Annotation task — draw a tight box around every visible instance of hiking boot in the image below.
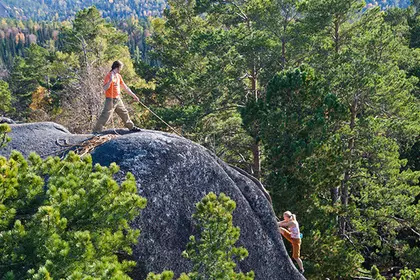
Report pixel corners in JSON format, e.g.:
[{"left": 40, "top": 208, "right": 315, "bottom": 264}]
[{"left": 130, "top": 126, "right": 142, "bottom": 132}]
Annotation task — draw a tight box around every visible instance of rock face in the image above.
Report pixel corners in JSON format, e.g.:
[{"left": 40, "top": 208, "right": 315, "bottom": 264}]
[
  {"left": 0, "top": 122, "right": 305, "bottom": 280},
  {"left": 0, "top": 117, "right": 15, "bottom": 124}
]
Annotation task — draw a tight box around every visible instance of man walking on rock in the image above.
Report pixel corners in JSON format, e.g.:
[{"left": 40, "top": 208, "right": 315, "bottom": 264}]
[{"left": 93, "top": 60, "right": 142, "bottom": 133}]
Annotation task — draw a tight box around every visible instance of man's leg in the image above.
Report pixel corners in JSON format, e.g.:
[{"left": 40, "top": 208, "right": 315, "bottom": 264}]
[
  {"left": 93, "top": 98, "right": 115, "bottom": 133},
  {"left": 114, "top": 98, "right": 135, "bottom": 130}
]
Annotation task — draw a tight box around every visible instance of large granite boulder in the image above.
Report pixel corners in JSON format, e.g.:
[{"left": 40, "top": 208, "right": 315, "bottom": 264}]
[{"left": 0, "top": 122, "right": 305, "bottom": 280}]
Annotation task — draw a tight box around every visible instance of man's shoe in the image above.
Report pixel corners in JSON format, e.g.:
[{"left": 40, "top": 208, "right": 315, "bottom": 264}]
[{"left": 130, "top": 126, "right": 142, "bottom": 132}]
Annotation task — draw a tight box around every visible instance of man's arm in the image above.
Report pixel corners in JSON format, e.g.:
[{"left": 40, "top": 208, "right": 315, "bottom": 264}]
[
  {"left": 122, "top": 81, "right": 140, "bottom": 102},
  {"left": 103, "top": 72, "right": 114, "bottom": 91}
]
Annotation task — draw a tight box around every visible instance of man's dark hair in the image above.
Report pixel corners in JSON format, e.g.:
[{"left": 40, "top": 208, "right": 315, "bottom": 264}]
[{"left": 111, "top": 60, "right": 124, "bottom": 71}]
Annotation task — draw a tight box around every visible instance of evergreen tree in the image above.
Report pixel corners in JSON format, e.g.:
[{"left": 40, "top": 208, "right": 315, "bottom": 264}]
[
  {"left": 9, "top": 44, "right": 51, "bottom": 118},
  {"left": 243, "top": 67, "right": 363, "bottom": 278},
  {"left": 147, "top": 192, "right": 254, "bottom": 280},
  {"left": 0, "top": 151, "right": 147, "bottom": 279},
  {"left": 0, "top": 123, "right": 11, "bottom": 147},
  {"left": 244, "top": 6, "right": 420, "bottom": 276},
  {"left": 55, "top": 6, "right": 139, "bottom": 133},
  {"left": 183, "top": 192, "right": 253, "bottom": 280},
  {"left": 0, "top": 80, "right": 12, "bottom": 115}
]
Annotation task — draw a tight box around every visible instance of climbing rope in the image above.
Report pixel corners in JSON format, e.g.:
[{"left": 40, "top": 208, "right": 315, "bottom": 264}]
[
  {"left": 51, "top": 97, "right": 274, "bottom": 205},
  {"left": 53, "top": 134, "right": 118, "bottom": 158},
  {"left": 136, "top": 99, "right": 182, "bottom": 137}
]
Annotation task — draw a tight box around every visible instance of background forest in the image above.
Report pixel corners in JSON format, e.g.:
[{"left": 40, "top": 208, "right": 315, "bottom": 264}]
[{"left": 0, "top": 0, "right": 419, "bottom": 279}]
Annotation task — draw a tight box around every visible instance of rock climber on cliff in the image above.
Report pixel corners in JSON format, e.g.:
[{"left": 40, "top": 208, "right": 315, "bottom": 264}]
[
  {"left": 278, "top": 211, "right": 304, "bottom": 274},
  {"left": 93, "top": 60, "right": 142, "bottom": 133}
]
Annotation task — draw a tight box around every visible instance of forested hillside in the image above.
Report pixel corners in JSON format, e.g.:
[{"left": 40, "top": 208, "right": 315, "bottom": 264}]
[
  {"left": 0, "top": 0, "right": 419, "bottom": 279},
  {"left": 0, "top": 17, "right": 150, "bottom": 69},
  {"left": 0, "top": 0, "right": 165, "bottom": 20},
  {"left": 0, "top": 0, "right": 412, "bottom": 22},
  {"left": 0, "top": 0, "right": 411, "bottom": 69}
]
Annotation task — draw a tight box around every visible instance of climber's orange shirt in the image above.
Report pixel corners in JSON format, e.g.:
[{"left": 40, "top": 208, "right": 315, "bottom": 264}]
[{"left": 104, "top": 72, "right": 125, "bottom": 98}]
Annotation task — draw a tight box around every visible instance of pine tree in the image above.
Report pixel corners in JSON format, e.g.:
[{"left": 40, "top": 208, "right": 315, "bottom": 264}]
[
  {"left": 9, "top": 44, "right": 51, "bottom": 117},
  {"left": 0, "top": 151, "right": 147, "bottom": 279},
  {"left": 0, "top": 123, "right": 11, "bottom": 147},
  {"left": 244, "top": 6, "right": 420, "bottom": 277},
  {"left": 0, "top": 80, "right": 12, "bottom": 115},
  {"left": 147, "top": 192, "right": 254, "bottom": 280}
]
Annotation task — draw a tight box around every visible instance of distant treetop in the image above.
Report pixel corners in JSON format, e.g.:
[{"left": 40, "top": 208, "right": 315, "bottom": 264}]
[
  {"left": 365, "top": 0, "right": 411, "bottom": 9},
  {"left": 0, "top": 0, "right": 167, "bottom": 21},
  {"left": 0, "top": 0, "right": 412, "bottom": 21}
]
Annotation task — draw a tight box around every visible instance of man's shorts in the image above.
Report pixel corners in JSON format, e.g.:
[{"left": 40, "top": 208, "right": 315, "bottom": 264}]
[{"left": 280, "top": 228, "right": 301, "bottom": 259}]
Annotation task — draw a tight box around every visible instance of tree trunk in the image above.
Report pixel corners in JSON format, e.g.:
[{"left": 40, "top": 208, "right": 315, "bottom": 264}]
[
  {"left": 250, "top": 55, "right": 261, "bottom": 179},
  {"left": 334, "top": 19, "right": 340, "bottom": 54},
  {"left": 339, "top": 99, "right": 357, "bottom": 235},
  {"left": 281, "top": 38, "right": 286, "bottom": 69},
  {"left": 331, "top": 187, "right": 339, "bottom": 205},
  {"left": 331, "top": 18, "right": 341, "bottom": 205},
  {"left": 246, "top": 17, "right": 261, "bottom": 181}
]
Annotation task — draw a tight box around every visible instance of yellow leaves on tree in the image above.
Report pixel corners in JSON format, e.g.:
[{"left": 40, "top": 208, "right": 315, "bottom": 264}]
[
  {"left": 29, "top": 86, "right": 51, "bottom": 111},
  {"left": 15, "top": 32, "right": 25, "bottom": 44}
]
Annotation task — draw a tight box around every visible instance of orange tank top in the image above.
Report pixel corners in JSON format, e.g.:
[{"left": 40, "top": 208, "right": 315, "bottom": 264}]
[{"left": 104, "top": 72, "right": 124, "bottom": 98}]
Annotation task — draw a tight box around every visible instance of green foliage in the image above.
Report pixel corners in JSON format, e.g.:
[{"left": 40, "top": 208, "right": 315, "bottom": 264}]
[
  {"left": 372, "top": 266, "right": 420, "bottom": 280},
  {"left": 0, "top": 19, "right": 63, "bottom": 68},
  {"left": 0, "top": 80, "right": 12, "bottom": 115},
  {"left": 242, "top": 4, "right": 420, "bottom": 277},
  {"left": 1, "top": 0, "right": 420, "bottom": 278},
  {"left": 1, "top": 0, "right": 166, "bottom": 21},
  {"left": 8, "top": 6, "right": 141, "bottom": 131},
  {"left": 0, "top": 0, "right": 411, "bottom": 25},
  {"left": 395, "top": 268, "right": 420, "bottom": 280},
  {"left": 0, "top": 17, "right": 150, "bottom": 71},
  {"left": 146, "top": 272, "right": 191, "bottom": 280},
  {"left": 147, "top": 1, "right": 420, "bottom": 277},
  {"left": 147, "top": 5, "right": 255, "bottom": 172},
  {"left": 0, "top": 151, "right": 147, "bottom": 279},
  {"left": 371, "top": 265, "right": 386, "bottom": 279},
  {"left": 147, "top": 192, "right": 254, "bottom": 280},
  {"left": 243, "top": 67, "right": 364, "bottom": 278},
  {"left": 312, "top": 6, "right": 420, "bottom": 273},
  {"left": 183, "top": 192, "right": 253, "bottom": 280},
  {"left": 0, "top": 123, "right": 11, "bottom": 147},
  {"left": 9, "top": 44, "right": 59, "bottom": 117},
  {"left": 366, "top": 0, "right": 411, "bottom": 9},
  {"left": 60, "top": 7, "right": 128, "bottom": 65}
]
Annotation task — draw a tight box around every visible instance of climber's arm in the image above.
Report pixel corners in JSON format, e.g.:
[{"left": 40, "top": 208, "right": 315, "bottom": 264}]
[{"left": 278, "top": 220, "right": 292, "bottom": 227}]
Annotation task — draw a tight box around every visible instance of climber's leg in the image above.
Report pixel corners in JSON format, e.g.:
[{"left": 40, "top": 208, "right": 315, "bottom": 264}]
[
  {"left": 292, "top": 238, "right": 304, "bottom": 272},
  {"left": 279, "top": 227, "right": 293, "bottom": 243}
]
